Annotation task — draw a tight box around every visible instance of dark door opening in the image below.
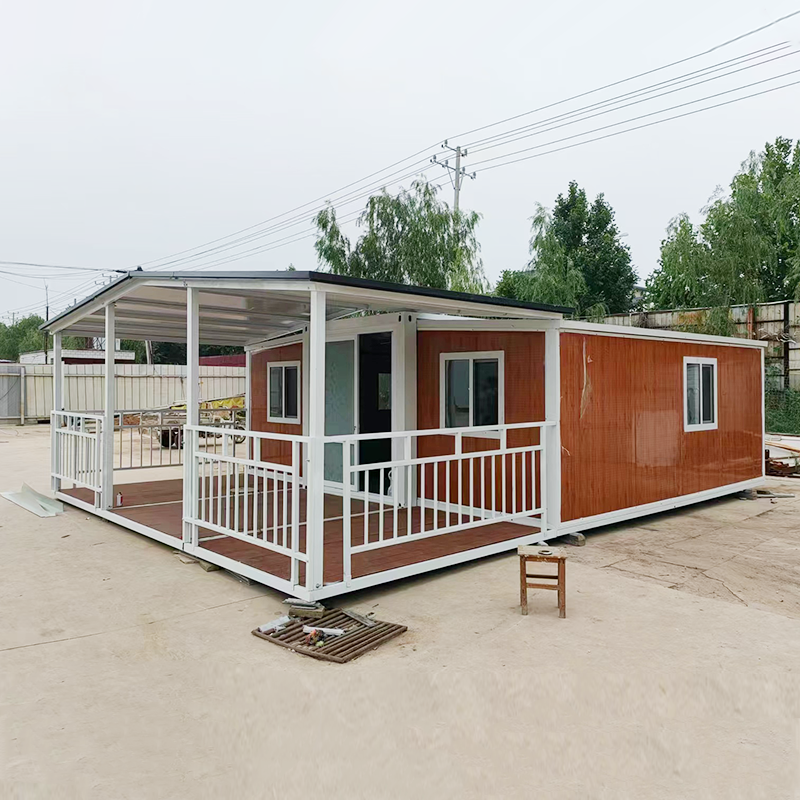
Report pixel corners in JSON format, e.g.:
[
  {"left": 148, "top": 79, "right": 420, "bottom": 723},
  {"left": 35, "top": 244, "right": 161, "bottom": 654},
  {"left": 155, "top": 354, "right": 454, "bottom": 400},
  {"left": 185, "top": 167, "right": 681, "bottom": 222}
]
[{"left": 358, "top": 332, "right": 392, "bottom": 493}]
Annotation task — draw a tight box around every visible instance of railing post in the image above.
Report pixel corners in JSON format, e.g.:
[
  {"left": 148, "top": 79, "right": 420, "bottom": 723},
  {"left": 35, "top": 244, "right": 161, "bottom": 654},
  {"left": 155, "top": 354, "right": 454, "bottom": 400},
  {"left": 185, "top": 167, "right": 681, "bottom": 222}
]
[
  {"left": 291, "top": 439, "right": 301, "bottom": 587},
  {"left": 94, "top": 417, "right": 103, "bottom": 508},
  {"left": 306, "top": 289, "right": 326, "bottom": 591},
  {"left": 102, "top": 305, "right": 115, "bottom": 510},
  {"left": 342, "top": 438, "right": 351, "bottom": 585}
]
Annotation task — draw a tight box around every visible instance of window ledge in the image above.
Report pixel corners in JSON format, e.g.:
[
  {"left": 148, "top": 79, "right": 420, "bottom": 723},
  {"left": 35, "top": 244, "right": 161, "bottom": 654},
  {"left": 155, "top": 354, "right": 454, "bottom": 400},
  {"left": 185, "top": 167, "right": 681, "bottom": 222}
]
[{"left": 684, "top": 422, "right": 718, "bottom": 432}]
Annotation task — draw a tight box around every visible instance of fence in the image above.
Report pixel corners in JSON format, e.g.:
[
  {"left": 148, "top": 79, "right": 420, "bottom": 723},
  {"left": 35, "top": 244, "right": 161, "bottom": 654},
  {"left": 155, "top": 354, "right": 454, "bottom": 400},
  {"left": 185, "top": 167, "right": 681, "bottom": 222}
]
[
  {"left": 182, "top": 421, "right": 551, "bottom": 592},
  {"left": 603, "top": 300, "right": 800, "bottom": 389},
  {"left": 113, "top": 407, "right": 246, "bottom": 470},
  {"left": 51, "top": 411, "right": 104, "bottom": 505},
  {"left": 183, "top": 426, "right": 309, "bottom": 587},
  {"left": 336, "top": 422, "right": 551, "bottom": 582},
  {"left": 0, "top": 365, "right": 23, "bottom": 423},
  {"left": 2, "top": 364, "right": 246, "bottom": 423}
]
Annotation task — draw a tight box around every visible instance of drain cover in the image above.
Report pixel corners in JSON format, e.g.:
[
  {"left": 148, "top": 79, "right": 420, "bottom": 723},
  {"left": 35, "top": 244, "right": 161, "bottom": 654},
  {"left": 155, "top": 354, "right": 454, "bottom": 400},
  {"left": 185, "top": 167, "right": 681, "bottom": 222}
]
[{"left": 252, "top": 609, "right": 407, "bottom": 663}]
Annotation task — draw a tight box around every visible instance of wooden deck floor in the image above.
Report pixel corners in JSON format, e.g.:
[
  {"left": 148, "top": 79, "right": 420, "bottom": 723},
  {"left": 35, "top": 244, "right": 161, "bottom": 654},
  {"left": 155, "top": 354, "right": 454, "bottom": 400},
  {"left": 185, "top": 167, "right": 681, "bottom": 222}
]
[{"left": 62, "top": 478, "right": 536, "bottom": 586}]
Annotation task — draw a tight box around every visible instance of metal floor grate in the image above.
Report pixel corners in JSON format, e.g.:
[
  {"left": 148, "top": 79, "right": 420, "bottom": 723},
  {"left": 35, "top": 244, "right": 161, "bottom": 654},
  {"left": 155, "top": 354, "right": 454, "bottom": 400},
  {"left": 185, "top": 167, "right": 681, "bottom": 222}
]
[{"left": 252, "top": 609, "right": 407, "bottom": 663}]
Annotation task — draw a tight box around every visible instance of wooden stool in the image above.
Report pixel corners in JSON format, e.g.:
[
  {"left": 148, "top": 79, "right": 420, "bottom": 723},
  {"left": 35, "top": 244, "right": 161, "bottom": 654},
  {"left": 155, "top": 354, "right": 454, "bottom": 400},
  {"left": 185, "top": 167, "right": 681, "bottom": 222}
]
[{"left": 518, "top": 545, "right": 567, "bottom": 618}]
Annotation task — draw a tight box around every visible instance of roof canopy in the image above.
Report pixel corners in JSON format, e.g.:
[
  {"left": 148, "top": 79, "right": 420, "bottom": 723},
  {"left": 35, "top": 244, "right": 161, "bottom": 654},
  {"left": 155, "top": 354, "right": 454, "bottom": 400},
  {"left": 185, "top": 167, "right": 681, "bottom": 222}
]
[{"left": 42, "top": 271, "right": 569, "bottom": 346}]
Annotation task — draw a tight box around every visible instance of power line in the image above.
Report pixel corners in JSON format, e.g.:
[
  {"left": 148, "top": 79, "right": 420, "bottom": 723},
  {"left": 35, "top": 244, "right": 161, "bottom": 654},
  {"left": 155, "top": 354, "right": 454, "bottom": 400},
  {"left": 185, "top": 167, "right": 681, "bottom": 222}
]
[
  {"left": 135, "top": 149, "right": 442, "bottom": 270},
  {"left": 472, "top": 77, "right": 800, "bottom": 174},
  {"left": 143, "top": 160, "right": 434, "bottom": 271},
  {"left": 146, "top": 48, "right": 797, "bottom": 272},
  {"left": 461, "top": 42, "right": 791, "bottom": 151},
  {"left": 465, "top": 48, "right": 800, "bottom": 158},
  {"left": 0, "top": 260, "right": 118, "bottom": 272},
  {"left": 127, "top": 13, "right": 800, "bottom": 273},
  {"left": 446, "top": 9, "right": 800, "bottom": 143}
]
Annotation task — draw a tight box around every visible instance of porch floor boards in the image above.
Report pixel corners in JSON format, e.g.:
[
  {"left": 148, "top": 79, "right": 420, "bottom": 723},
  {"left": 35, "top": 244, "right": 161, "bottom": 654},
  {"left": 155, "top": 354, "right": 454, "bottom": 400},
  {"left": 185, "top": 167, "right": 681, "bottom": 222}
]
[{"left": 62, "top": 478, "right": 534, "bottom": 586}]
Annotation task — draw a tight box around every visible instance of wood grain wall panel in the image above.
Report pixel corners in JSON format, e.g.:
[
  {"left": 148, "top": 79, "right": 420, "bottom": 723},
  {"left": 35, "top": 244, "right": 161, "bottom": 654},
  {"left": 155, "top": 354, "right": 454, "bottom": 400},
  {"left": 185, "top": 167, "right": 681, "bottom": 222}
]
[
  {"left": 417, "top": 331, "right": 546, "bottom": 511},
  {"left": 560, "top": 332, "right": 762, "bottom": 522},
  {"left": 250, "top": 343, "right": 303, "bottom": 466}
]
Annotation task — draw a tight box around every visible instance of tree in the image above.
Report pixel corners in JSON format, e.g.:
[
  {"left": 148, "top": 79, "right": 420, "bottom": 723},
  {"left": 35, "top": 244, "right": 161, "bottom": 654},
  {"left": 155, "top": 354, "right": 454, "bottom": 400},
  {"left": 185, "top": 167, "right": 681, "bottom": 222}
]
[
  {"left": 314, "top": 179, "right": 486, "bottom": 293},
  {"left": 496, "top": 205, "right": 586, "bottom": 310},
  {"left": 0, "top": 315, "right": 83, "bottom": 361},
  {"left": 647, "top": 137, "right": 800, "bottom": 309},
  {"left": 646, "top": 214, "right": 715, "bottom": 309},
  {"left": 497, "top": 181, "right": 637, "bottom": 314}
]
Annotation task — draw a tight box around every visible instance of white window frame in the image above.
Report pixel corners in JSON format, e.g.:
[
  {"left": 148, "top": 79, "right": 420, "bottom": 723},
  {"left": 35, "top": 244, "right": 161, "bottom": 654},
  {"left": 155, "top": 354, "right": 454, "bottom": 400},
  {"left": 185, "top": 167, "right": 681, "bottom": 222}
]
[
  {"left": 267, "top": 361, "right": 301, "bottom": 424},
  {"left": 683, "top": 356, "right": 718, "bottom": 432},
  {"left": 439, "top": 350, "right": 505, "bottom": 437}
]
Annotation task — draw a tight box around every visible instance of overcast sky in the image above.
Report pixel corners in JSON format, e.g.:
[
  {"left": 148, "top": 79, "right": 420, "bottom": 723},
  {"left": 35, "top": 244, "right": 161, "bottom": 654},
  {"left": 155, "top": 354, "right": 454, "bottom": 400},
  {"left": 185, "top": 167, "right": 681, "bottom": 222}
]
[{"left": 1, "top": 1, "right": 799, "bottom": 320}]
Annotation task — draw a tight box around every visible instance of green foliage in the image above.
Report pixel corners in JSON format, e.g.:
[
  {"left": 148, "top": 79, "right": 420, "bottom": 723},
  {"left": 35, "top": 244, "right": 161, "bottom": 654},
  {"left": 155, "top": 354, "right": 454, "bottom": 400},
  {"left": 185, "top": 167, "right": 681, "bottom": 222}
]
[
  {"left": 496, "top": 182, "right": 636, "bottom": 314},
  {"left": 0, "top": 316, "right": 84, "bottom": 360},
  {"left": 765, "top": 366, "right": 800, "bottom": 434},
  {"left": 647, "top": 137, "right": 800, "bottom": 310},
  {"left": 496, "top": 205, "right": 586, "bottom": 309},
  {"left": 552, "top": 182, "right": 637, "bottom": 313},
  {"left": 314, "top": 179, "right": 486, "bottom": 293}
]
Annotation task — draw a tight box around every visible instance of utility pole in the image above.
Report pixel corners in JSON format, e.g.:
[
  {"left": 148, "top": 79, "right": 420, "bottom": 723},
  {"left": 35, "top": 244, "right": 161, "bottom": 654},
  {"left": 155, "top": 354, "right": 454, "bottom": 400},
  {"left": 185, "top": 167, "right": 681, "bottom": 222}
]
[
  {"left": 44, "top": 282, "right": 50, "bottom": 364},
  {"left": 431, "top": 140, "right": 476, "bottom": 213}
]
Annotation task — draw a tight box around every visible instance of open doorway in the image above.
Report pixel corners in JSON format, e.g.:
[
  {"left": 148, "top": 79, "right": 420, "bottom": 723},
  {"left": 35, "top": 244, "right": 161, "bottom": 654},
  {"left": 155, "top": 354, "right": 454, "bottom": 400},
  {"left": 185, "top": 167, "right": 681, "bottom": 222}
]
[
  {"left": 358, "top": 332, "right": 392, "bottom": 493},
  {"left": 323, "top": 330, "right": 393, "bottom": 493}
]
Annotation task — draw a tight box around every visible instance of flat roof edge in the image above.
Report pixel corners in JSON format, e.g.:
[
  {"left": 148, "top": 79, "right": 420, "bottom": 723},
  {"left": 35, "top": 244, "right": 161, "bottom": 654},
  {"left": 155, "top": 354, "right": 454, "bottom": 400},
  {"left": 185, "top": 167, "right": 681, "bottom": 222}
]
[
  {"left": 562, "top": 319, "right": 769, "bottom": 348},
  {"left": 40, "top": 270, "right": 571, "bottom": 332}
]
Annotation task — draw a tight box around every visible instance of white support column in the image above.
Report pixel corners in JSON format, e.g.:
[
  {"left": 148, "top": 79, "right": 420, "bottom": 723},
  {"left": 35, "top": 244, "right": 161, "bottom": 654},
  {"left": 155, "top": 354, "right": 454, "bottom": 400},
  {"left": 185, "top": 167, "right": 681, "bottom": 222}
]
[
  {"left": 51, "top": 332, "right": 63, "bottom": 492},
  {"left": 544, "top": 325, "right": 562, "bottom": 536},
  {"left": 394, "top": 313, "right": 417, "bottom": 507},
  {"left": 102, "top": 305, "right": 115, "bottom": 509},
  {"left": 306, "top": 289, "right": 326, "bottom": 591},
  {"left": 183, "top": 287, "right": 200, "bottom": 544}
]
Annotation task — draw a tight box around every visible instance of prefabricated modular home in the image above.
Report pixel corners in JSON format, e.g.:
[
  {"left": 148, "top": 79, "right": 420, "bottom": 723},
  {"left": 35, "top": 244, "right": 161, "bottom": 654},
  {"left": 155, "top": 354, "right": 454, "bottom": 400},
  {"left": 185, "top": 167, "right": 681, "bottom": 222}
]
[{"left": 43, "top": 271, "right": 765, "bottom": 601}]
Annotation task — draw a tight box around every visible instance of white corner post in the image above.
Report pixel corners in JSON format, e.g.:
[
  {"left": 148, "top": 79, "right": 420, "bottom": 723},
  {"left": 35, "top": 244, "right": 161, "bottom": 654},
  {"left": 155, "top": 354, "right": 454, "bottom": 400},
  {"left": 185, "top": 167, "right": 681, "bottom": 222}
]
[
  {"left": 394, "top": 313, "right": 417, "bottom": 507},
  {"left": 51, "top": 331, "right": 63, "bottom": 492},
  {"left": 183, "top": 286, "right": 200, "bottom": 545},
  {"left": 544, "top": 323, "right": 562, "bottom": 538},
  {"left": 306, "top": 288, "right": 326, "bottom": 591},
  {"left": 102, "top": 305, "right": 116, "bottom": 509}
]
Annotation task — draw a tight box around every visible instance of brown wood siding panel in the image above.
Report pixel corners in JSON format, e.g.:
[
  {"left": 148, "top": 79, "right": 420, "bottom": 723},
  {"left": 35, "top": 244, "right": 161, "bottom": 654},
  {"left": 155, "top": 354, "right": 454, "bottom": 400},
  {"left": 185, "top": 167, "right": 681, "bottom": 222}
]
[
  {"left": 416, "top": 331, "right": 546, "bottom": 511},
  {"left": 250, "top": 343, "right": 303, "bottom": 466},
  {"left": 560, "top": 332, "right": 762, "bottom": 522}
]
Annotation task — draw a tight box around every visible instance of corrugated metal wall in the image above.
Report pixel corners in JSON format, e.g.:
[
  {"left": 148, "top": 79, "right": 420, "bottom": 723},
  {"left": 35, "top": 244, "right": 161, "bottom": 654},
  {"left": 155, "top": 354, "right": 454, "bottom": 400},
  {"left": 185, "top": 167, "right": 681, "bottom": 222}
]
[
  {"left": 10, "top": 365, "right": 246, "bottom": 422},
  {"left": 0, "top": 365, "right": 23, "bottom": 423},
  {"left": 603, "top": 301, "right": 799, "bottom": 388}
]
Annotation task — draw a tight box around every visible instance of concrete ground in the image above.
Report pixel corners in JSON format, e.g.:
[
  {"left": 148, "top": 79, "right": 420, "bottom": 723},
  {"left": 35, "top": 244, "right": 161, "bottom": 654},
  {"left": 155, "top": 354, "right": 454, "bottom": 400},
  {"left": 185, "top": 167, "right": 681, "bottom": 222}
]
[{"left": 1, "top": 425, "right": 799, "bottom": 799}]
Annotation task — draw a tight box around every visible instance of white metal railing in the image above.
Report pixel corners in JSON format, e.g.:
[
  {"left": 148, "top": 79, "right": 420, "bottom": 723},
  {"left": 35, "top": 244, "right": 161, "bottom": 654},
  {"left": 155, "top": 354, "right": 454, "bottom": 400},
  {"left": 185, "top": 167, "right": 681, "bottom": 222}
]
[
  {"left": 182, "top": 420, "right": 552, "bottom": 592},
  {"left": 51, "top": 410, "right": 104, "bottom": 504},
  {"left": 183, "top": 425, "right": 309, "bottom": 586},
  {"left": 332, "top": 421, "right": 554, "bottom": 582},
  {"left": 114, "top": 407, "right": 245, "bottom": 470}
]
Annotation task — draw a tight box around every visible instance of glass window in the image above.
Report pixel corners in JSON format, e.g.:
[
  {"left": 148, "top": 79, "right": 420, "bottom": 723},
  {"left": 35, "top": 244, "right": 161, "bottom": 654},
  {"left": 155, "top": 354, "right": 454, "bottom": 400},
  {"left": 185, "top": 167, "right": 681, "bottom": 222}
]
[
  {"left": 268, "top": 363, "right": 300, "bottom": 423},
  {"left": 701, "top": 363, "right": 714, "bottom": 424},
  {"left": 445, "top": 359, "right": 470, "bottom": 427},
  {"left": 443, "top": 354, "right": 501, "bottom": 430},
  {"left": 686, "top": 363, "right": 700, "bottom": 426},
  {"left": 269, "top": 366, "right": 283, "bottom": 419},
  {"left": 473, "top": 359, "right": 498, "bottom": 426},
  {"left": 377, "top": 372, "right": 391, "bottom": 411},
  {"left": 685, "top": 358, "right": 716, "bottom": 430},
  {"left": 284, "top": 365, "right": 298, "bottom": 419}
]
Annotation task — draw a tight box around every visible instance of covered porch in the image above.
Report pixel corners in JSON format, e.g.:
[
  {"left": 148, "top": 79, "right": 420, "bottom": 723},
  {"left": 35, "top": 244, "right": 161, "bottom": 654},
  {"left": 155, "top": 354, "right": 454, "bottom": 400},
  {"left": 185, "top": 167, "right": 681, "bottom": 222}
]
[{"left": 45, "top": 271, "right": 566, "bottom": 601}]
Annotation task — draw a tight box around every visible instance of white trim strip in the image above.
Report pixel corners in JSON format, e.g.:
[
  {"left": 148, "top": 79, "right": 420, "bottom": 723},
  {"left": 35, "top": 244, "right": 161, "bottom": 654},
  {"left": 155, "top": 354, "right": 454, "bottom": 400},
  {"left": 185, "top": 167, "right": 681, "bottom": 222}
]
[{"left": 556, "top": 477, "right": 764, "bottom": 536}]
